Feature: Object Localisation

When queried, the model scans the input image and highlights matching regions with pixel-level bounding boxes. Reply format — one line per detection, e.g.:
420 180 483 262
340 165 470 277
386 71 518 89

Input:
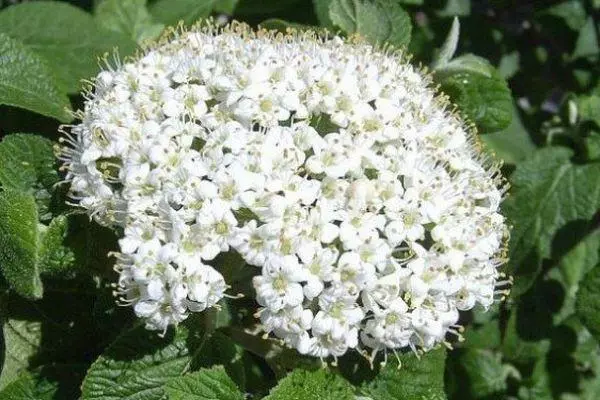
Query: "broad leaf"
576 265 600 342
0 134 57 193
312 0 335 29
559 230 600 293
264 368 355 400
329 0 412 48
149 0 216 26
449 349 508 398
504 147 600 295
436 55 512 133
0 364 85 400
164 366 244 400
37 216 75 275
361 347 447 400
81 316 212 400
0 33 71 122
0 190 42 299
0 319 42 389
0 2 137 93
0 134 59 218
96 0 164 44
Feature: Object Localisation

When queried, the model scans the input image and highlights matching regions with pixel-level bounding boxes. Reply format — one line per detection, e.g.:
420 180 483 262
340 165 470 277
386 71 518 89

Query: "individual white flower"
60 23 508 358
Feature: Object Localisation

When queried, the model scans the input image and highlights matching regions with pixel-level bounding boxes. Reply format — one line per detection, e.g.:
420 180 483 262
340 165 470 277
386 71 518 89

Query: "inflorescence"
59 22 509 363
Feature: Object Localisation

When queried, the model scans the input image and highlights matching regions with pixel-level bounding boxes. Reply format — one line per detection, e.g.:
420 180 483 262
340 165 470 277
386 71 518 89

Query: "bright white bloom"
60 23 508 358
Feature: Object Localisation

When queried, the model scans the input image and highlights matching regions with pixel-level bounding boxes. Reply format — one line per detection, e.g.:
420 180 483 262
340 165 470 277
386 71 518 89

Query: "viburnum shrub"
2 1 600 399
60 22 510 362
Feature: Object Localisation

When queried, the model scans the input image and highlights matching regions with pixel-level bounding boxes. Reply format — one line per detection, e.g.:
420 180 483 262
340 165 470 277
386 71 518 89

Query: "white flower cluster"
60 23 509 359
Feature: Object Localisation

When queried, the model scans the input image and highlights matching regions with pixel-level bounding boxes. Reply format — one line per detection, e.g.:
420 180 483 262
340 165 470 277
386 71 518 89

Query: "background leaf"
504 147 600 295
149 0 216 26
576 265 600 342
95 0 164 44
0 33 71 122
0 2 137 93
328 0 412 48
0 190 43 300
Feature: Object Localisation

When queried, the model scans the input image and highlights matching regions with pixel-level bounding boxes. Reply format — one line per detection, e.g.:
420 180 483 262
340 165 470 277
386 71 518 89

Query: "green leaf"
0 319 42 389
0 364 86 400
439 70 512 133
501 309 550 365
312 0 335 29
361 347 447 400
37 215 75 275
572 16 600 60
0 190 43 299
328 0 412 48
577 94 600 127
0 33 71 122
259 19 319 34
0 134 58 193
214 0 240 14
437 0 471 17
264 368 355 400
96 0 164 44
149 0 216 26
164 366 244 400
576 265 600 342
497 51 520 80
0 2 137 93
452 349 508 398
432 17 459 69
540 0 587 31
435 54 512 133
559 230 600 292
481 102 536 164
436 54 496 77
503 147 600 295
81 316 212 400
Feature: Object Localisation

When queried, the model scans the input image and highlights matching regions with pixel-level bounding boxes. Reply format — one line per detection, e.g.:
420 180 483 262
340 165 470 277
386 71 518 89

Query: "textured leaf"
576 265 600 342
81 318 211 400
436 55 512 133
0 364 86 400
96 0 164 43
0 134 59 217
0 33 71 122
0 319 42 389
312 0 335 29
361 347 447 400
264 368 354 400
37 215 75 275
0 190 42 299
164 366 244 400
0 2 137 93
150 0 216 25
329 0 412 48
504 147 600 295
453 349 507 398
